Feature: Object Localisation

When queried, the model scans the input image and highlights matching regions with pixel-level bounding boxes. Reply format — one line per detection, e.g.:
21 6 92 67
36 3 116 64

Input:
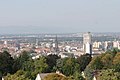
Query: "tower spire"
55 35 59 53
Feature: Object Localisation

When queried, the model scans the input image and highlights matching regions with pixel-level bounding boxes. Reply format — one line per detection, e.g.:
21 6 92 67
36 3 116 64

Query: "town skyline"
1 0 120 80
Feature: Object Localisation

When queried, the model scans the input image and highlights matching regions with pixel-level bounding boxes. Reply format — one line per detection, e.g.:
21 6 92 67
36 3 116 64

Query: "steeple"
55 35 59 53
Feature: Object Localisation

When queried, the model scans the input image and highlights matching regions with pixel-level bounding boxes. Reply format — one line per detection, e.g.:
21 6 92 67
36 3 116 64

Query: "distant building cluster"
0 32 119 58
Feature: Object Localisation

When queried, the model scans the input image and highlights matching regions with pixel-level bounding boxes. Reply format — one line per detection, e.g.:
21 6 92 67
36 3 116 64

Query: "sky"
0 0 120 34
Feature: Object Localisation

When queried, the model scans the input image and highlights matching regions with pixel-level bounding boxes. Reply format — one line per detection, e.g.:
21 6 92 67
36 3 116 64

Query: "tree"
13 56 49 79
77 54 92 71
101 53 113 69
112 48 120 54
73 71 85 80
12 51 31 73
4 70 31 80
56 58 80 76
113 52 120 65
45 54 60 72
88 56 103 70
84 51 120 80
34 57 49 74
84 67 94 80
84 56 103 80
97 69 120 80
25 56 49 79
113 63 120 72
0 51 14 76
22 60 35 72
113 52 120 72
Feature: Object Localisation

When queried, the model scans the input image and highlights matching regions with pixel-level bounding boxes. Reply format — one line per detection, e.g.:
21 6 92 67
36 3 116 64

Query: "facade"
83 32 92 54
93 41 102 49
104 41 113 51
113 41 119 48
85 42 92 54
83 32 92 44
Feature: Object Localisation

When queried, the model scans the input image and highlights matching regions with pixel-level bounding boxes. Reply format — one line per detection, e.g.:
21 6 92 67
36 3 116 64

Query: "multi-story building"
113 40 119 48
93 41 102 49
83 32 92 54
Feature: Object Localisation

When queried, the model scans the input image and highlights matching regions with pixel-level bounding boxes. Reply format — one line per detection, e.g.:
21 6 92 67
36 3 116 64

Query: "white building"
85 42 92 54
35 74 41 80
83 32 92 54
113 41 119 48
104 41 113 51
93 41 102 48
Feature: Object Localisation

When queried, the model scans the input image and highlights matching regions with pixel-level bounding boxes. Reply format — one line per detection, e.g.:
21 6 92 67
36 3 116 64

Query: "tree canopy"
0 51 14 76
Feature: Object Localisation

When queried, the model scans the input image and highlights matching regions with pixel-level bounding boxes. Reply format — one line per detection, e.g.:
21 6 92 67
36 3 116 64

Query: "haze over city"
0 0 120 34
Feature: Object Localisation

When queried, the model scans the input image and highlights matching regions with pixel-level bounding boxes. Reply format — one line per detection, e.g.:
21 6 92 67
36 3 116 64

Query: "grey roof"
36 72 65 80
36 73 54 80
39 73 51 79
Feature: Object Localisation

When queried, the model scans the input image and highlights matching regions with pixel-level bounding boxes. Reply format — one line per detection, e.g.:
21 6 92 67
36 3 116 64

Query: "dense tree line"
0 51 14 76
0 51 91 80
1 48 120 80
84 48 120 80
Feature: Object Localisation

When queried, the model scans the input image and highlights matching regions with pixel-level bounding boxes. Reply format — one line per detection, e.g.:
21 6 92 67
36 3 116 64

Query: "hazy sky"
0 0 120 34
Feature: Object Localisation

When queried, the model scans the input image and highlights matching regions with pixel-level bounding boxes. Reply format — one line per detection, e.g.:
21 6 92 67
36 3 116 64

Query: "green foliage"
0 51 14 76
84 50 120 80
77 54 92 71
20 51 30 60
12 51 31 73
97 69 120 80
84 53 110 80
45 54 60 72
84 67 94 80
113 52 120 65
4 70 31 80
105 48 120 57
3 49 120 80
21 56 49 79
5 51 49 79
112 48 120 54
88 56 103 70
113 63 120 72
34 57 49 73
101 53 113 68
22 60 35 72
56 58 80 76
113 52 120 72
73 71 85 80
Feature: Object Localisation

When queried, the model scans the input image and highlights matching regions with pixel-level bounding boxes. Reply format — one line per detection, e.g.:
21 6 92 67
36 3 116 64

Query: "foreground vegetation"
0 51 91 80
84 48 120 80
0 48 120 80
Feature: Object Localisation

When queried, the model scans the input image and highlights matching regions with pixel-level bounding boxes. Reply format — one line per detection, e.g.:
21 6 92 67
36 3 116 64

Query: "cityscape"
0 32 120 80
0 32 120 59
0 0 120 80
